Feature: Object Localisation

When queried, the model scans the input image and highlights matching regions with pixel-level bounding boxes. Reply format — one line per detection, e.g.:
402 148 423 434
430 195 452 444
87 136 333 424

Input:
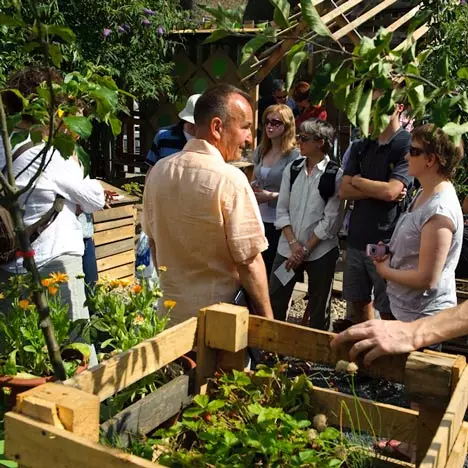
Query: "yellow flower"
109 279 121 289
132 284 142 294
120 278 132 287
0 292 4 300
158 265 167 272
18 299 30 310
50 272 69 284
41 278 53 287
164 300 177 309
57 108 64 119
48 286 58 296
133 314 144 326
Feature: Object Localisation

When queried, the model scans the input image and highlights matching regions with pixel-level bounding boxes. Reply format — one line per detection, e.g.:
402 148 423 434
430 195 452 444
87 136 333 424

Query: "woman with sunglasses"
372 124 464 332
251 104 299 276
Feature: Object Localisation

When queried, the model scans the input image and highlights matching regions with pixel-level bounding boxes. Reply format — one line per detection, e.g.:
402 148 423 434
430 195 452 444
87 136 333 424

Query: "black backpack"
0 142 64 264
289 157 340 203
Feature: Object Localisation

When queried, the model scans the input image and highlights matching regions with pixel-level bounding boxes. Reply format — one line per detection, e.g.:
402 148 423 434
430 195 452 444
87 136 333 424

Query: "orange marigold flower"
41 278 53 287
164 300 177 309
50 272 69 284
48 286 58 296
158 265 167 272
132 284 142 294
109 279 121 289
18 299 30 310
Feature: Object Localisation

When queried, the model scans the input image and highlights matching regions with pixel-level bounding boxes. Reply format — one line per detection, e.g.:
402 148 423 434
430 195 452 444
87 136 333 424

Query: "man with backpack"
338 102 412 324
269 119 343 330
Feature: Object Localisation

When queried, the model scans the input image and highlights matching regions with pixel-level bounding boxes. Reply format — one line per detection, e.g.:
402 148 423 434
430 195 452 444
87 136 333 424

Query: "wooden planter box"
4 303 468 468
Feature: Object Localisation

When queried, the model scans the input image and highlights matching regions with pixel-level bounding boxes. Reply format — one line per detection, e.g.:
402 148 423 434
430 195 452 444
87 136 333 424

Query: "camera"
366 244 390 257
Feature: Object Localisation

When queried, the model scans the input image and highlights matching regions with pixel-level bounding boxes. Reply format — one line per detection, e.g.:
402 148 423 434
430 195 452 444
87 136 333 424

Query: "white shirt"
275 155 344 261
1 141 105 272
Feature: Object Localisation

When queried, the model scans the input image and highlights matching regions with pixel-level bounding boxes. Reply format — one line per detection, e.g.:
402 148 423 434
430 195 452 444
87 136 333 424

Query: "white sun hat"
178 94 202 124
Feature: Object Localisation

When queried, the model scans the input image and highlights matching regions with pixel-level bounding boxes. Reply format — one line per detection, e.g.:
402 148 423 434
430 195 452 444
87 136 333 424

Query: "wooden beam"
331 0 399 42
93 205 135 224
248 316 409 382
333 14 360 45
394 24 430 51
312 386 418 444
94 225 134 247
64 318 198 401
420 367 468 467
5 412 159 468
386 4 421 33
94 217 134 233
96 250 135 273
321 0 364 26
196 307 218 394
445 422 468 468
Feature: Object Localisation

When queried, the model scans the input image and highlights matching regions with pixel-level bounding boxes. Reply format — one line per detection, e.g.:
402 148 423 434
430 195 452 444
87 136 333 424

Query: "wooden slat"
248 316 409 382
331 0 398 41
93 205 135 224
95 238 134 260
312 386 418 444
64 318 198 401
394 24 430 51
386 4 421 33
97 251 135 273
94 217 134 233
196 307 218 394
445 422 468 468
98 263 134 281
321 0 363 25
420 367 468 467
94 225 134 247
5 412 158 468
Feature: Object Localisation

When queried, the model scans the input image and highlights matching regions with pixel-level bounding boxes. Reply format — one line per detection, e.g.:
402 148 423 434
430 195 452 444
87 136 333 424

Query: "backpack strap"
318 159 340 203
2 141 36 175
289 157 305 193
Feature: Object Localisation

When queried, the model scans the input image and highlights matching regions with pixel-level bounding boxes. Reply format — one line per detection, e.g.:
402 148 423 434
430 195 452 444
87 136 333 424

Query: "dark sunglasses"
275 94 288 100
264 118 284 128
297 134 314 143
409 146 425 157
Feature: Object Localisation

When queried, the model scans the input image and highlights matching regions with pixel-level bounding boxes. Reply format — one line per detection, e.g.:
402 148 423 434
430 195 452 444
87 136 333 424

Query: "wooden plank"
16 382 100 442
95 238 134 260
321 0 363 26
100 375 192 447
420 367 468 467
94 217 134 233
5 412 158 468
98 262 134 281
64 318 198 401
312 386 418 444
97 250 135 273
416 406 446 466
386 4 421 33
445 422 468 468
331 0 398 41
196 308 218 394
394 24 430 52
248 316 409 382
94 225 134 247
93 205 135 224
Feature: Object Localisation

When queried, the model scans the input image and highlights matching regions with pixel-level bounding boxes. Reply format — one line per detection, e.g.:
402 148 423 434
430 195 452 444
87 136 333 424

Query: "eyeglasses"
264 118 284 128
409 146 425 157
297 134 314 143
275 94 288 101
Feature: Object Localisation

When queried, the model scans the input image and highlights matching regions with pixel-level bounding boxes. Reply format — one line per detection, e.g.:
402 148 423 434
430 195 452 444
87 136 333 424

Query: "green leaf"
436 54 449 79
52 133 75 159
183 407 204 418
23 345 36 353
241 33 274 65
48 43 62 68
223 431 238 446
442 122 468 137
357 87 373 137
62 116 93 139
300 0 330 36
406 84 425 117
457 67 468 80
63 342 91 359
109 116 122 137
193 394 209 408
6 114 21 133
76 145 90 177
460 93 468 114
23 41 40 53
0 14 25 27
207 399 225 412
286 48 307 92
10 131 28 149
45 25 76 43
202 30 229 44
268 0 290 29
345 82 364 126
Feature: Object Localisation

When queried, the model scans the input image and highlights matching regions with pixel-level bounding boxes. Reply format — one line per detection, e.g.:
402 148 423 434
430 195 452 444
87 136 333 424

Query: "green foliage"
130 363 371 467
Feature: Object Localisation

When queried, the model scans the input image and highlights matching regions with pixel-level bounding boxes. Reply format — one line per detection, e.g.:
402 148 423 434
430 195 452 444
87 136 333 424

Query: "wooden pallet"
4 304 468 468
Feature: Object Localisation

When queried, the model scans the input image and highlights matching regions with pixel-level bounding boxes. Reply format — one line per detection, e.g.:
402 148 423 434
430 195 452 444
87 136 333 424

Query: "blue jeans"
82 237 98 299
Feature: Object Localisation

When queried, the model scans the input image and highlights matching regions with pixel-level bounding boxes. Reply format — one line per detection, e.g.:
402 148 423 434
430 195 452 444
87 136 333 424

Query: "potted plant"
0 272 91 406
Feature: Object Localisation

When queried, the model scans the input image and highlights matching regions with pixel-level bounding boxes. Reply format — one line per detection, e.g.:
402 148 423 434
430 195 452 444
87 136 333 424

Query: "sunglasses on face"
297 134 314 143
409 146 425 157
275 95 288 100
264 118 284 128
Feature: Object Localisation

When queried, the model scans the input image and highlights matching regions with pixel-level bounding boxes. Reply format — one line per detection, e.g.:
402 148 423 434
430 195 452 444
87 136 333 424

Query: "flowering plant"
0 272 91 378
87 270 174 356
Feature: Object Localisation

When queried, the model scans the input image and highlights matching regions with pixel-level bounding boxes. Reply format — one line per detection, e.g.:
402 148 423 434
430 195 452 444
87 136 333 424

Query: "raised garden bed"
3 303 468 467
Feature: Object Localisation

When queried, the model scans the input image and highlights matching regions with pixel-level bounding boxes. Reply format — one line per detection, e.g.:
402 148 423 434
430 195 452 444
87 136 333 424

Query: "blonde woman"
251 104 300 276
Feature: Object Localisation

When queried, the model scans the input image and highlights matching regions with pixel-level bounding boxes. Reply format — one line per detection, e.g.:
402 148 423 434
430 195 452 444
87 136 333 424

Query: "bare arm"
237 253 274 319
351 176 405 202
331 300 468 366
339 175 368 201
376 215 454 290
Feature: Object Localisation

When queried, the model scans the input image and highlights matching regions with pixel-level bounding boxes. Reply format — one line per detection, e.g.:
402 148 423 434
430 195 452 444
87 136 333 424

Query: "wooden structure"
4 303 468 468
93 182 139 282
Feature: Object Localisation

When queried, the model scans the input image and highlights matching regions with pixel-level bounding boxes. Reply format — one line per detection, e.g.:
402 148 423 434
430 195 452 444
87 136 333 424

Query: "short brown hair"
412 124 464 179
292 81 310 102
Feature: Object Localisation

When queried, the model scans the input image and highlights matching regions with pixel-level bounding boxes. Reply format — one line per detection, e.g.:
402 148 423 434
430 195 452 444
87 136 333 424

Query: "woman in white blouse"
269 119 343 330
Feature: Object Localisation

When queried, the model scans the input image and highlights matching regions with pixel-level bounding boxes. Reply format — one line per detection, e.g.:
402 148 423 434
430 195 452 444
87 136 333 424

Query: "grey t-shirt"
387 185 463 321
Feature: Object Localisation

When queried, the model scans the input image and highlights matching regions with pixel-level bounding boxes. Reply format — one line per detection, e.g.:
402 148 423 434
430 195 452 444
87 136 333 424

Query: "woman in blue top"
251 104 299 276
